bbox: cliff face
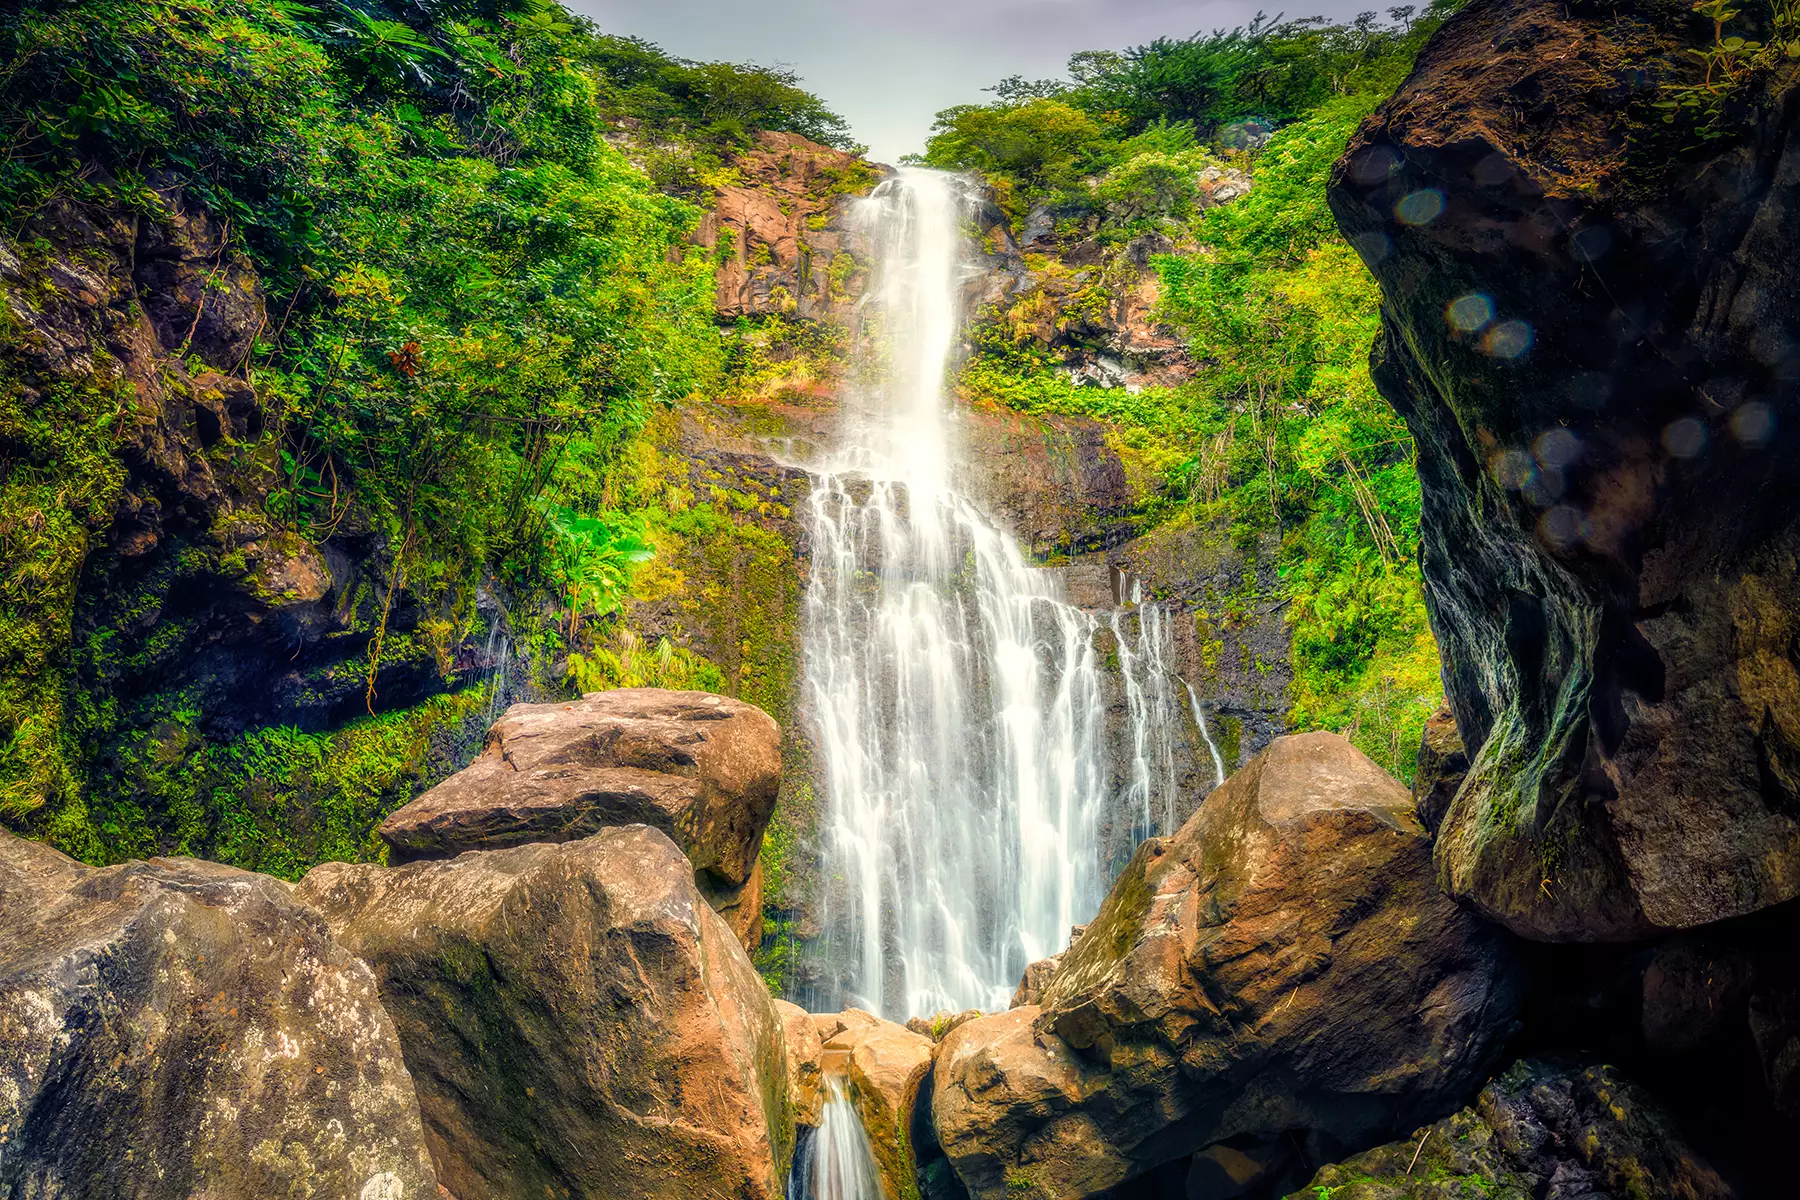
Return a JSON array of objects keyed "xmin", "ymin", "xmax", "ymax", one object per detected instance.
[
  {"xmin": 1329, "ymin": 0, "xmax": 1800, "ymax": 939},
  {"xmin": 2, "ymin": 180, "xmax": 477, "ymax": 863}
]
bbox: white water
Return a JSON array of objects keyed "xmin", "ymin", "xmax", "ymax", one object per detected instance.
[
  {"xmin": 1185, "ymin": 679, "xmax": 1229, "ymax": 792},
  {"xmin": 800, "ymin": 169, "xmax": 1187, "ymax": 1018},
  {"xmin": 788, "ymin": 1077, "xmax": 887, "ymax": 1200}
]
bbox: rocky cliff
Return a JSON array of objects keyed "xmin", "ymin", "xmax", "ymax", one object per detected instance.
[
  {"xmin": 1330, "ymin": 0, "xmax": 1800, "ymax": 942},
  {"xmin": 1, "ymin": 179, "xmax": 487, "ymax": 869}
]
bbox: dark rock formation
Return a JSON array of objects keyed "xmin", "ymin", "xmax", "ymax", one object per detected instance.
[
  {"xmin": 1412, "ymin": 705, "xmax": 1468, "ymax": 836},
  {"xmin": 1288, "ymin": 1060, "xmax": 1734, "ymax": 1200},
  {"xmin": 0, "ymin": 831, "xmax": 436, "ymax": 1198},
  {"xmin": 296, "ymin": 824, "xmax": 793, "ymax": 1200},
  {"xmin": 1329, "ymin": 0, "xmax": 1800, "ymax": 940},
  {"xmin": 378, "ymin": 689, "xmax": 781, "ymax": 891},
  {"xmin": 931, "ymin": 733, "xmax": 1519, "ymax": 1198}
]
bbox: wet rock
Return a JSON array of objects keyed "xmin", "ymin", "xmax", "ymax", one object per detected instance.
[
  {"xmin": 776, "ymin": 999, "xmax": 826, "ymax": 1128},
  {"xmin": 1411, "ymin": 705, "xmax": 1468, "ymax": 836},
  {"xmin": 378, "ymin": 688, "xmax": 781, "ymax": 891},
  {"xmin": 0, "ymin": 831, "xmax": 436, "ymax": 1199},
  {"xmin": 1329, "ymin": 0, "xmax": 1800, "ymax": 940},
  {"xmin": 296, "ymin": 825, "xmax": 793, "ymax": 1200},
  {"xmin": 1287, "ymin": 1060, "xmax": 1735, "ymax": 1200},
  {"xmin": 1010, "ymin": 956, "xmax": 1062, "ymax": 1008},
  {"xmin": 933, "ymin": 733, "xmax": 1519, "ymax": 1199},
  {"xmin": 814, "ymin": 1012, "xmax": 935, "ymax": 1200},
  {"xmin": 958, "ymin": 404, "xmax": 1138, "ymax": 558}
]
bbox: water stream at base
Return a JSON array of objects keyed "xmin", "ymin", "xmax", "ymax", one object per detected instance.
[
  {"xmin": 787, "ymin": 1077, "xmax": 887, "ymax": 1200},
  {"xmin": 798, "ymin": 168, "xmax": 1190, "ymax": 1019}
]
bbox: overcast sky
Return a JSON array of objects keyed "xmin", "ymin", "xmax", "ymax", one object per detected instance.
[{"xmin": 568, "ymin": 0, "xmax": 1378, "ymax": 163}]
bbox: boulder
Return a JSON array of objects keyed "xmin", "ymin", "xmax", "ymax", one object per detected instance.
[
  {"xmin": 1329, "ymin": 0, "xmax": 1800, "ymax": 939},
  {"xmin": 1288, "ymin": 1060, "xmax": 1734, "ymax": 1200},
  {"xmin": 1411, "ymin": 705, "xmax": 1468, "ymax": 836},
  {"xmin": 0, "ymin": 832, "xmax": 436, "ymax": 1199},
  {"xmin": 378, "ymin": 688, "xmax": 780, "ymax": 892},
  {"xmin": 932, "ymin": 733, "xmax": 1519, "ymax": 1199},
  {"xmin": 296, "ymin": 824, "xmax": 792, "ymax": 1200},
  {"xmin": 817, "ymin": 1012, "xmax": 935, "ymax": 1200},
  {"xmin": 776, "ymin": 998, "xmax": 826, "ymax": 1128}
]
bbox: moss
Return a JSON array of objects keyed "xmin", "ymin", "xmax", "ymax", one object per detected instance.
[
  {"xmin": 44, "ymin": 686, "xmax": 488, "ymax": 876},
  {"xmin": 0, "ymin": 289, "xmax": 131, "ymax": 821}
]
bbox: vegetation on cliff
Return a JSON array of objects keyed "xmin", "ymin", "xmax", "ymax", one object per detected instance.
[
  {"xmin": 934, "ymin": 8, "xmax": 1462, "ymax": 775},
  {"xmin": 0, "ymin": 0, "xmax": 843, "ymax": 868}
]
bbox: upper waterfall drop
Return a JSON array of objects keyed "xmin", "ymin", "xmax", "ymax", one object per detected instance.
[{"xmin": 799, "ymin": 168, "xmax": 1184, "ymax": 1019}]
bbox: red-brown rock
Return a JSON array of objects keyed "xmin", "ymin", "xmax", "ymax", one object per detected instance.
[
  {"xmin": 378, "ymin": 688, "xmax": 780, "ymax": 893},
  {"xmin": 932, "ymin": 733, "xmax": 1518, "ymax": 1199}
]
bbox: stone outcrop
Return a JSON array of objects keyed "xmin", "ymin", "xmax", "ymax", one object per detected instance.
[
  {"xmin": 958, "ymin": 405, "xmax": 1139, "ymax": 559},
  {"xmin": 1329, "ymin": 0, "xmax": 1800, "ymax": 940},
  {"xmin": 776, "ymin": 999, "xmax": 826, "ymax": 1128},
  {"xmin": 696, "ymin": 131, "xmax": 879, "ymax": 322},
  {"xmin": 829, "ymin": 1016, "xmax": 935, "ymax": 1200},
  {"xmin": 1, "ymin": 179, "xmax": 465, "ymax": 755},
  {"xmin": 0, "ymin": 831, "xmax": 437, "ymax": 1199},
  {"xmin": 378, "ymin": 689, "xmax": 780, "ymax": 889},
  {"xmin": 296, "ymin": 825, "xmax": 792, "ymax": 1200},
  {"xmin": 932, "ymin": 733, "xmax": 1519, "ymax": 1198},
  {"xmin": 789, "ymin": 1009, "xmax": 936, "ymax": 1200},
  {"xmin": 1289, "ymin": 1060, "xmax": 1734, "ymax": 1200},
  {"xmin": 1411, "ymin": 705, "xmax": 1468, "ymax": 836}
]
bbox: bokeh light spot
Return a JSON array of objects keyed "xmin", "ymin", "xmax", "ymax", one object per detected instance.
[
  {"xmin": 1483, "ymin": 320, "xmax": 1533, "ymax": 359},
  {"xmin": 1663, "ymin": 417, "xmax": 1708, "ymax": 458},
  {"xmin": 1539, "ymin": 506, "xmax": 1587, "ymax": 550},
  {"xmin": 1395, "ymin": 189, "xmax": 1445, "ymax": 225},
  {"xmin": 1492, "ymin": 449, "xmax": 1535, "ymax": 489},
  {"xmin": 1447, "ymin": 293, "xmax": 1494, "ymax": 333},
  {"xmin": 1534, "ymin": 428, "xmax": 1583, "ymax": 470},
  {"xmin": 1351, "ymin": 231, "xmax": 1391, "ymax": 264},
  {"xmin": 1732, "ymin": 402, "xmax": 1775, "ymax": 447}
]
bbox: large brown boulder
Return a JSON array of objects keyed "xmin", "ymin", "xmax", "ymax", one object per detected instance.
[
  {"xmin": 0, "ymin": 832, "xmax": 436, "ymax": 1199},
  {"xmin": 296, "ymin": 824, "xmax": 792, "ymax": 1200},
  {"xmin": 932, "ymin": 733, "xmax": 1518, "ymax": 1199},
  {"xmin": 1329, "ymin": 0, "xmax": 1800, "ymax": 940},
  {"xmin": 1288, "ymin": 1060, "xmax": 1734, "ymax": 1200},
  {"xmin": 378, "ymin": 689, "xmax": 780, "ymax": 892}
]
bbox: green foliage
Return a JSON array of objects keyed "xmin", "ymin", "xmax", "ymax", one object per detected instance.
[
  {"xmin": 76, "ymin": 689, "xmax": 490, "ymax": 878},
  {"xmin": 564, "ymin": 628, "xmax": 725, "ymax": 694},
  {"xmin": 539, "ymin": 502, "xmax": 654, "ymax": 639},
  {"xmin": 579, "ymin": 33, "xmax": 857, "ymax": 151},
  {"xmin": 921, "ymin": 98, "xmax": 1105, "ymax": 194},
  {"xmin": 959, "ymin": 42, "xmax": 1445, "ymax": 778},
  {"xmin": 1652, "ymin": 0, "xmax": 1800, "ymax": 141},
  {"xmin": 0, "ymin": 351, "xmax": 131, "ymax": 819},
  {"xmin": 922, "ymin": 3, "xmax": 1467, "ymax": 227},
  {"xmin": 0, "ymin": 0, "xmax": 852, "ymax": 868}
]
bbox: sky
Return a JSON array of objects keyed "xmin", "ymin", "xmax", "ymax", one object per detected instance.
[{"xmin": 568, "ymin": 0, "xmax": 1376, "ymax": 163}]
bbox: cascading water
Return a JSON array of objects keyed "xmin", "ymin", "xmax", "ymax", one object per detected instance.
[
  {"xmin": 787, "ymin": 1077, "xmax": 886, "ymax": 1200},
  {"xmin": 799, "ymin": 168, "xmax": 1187, "ymax": 1019}
]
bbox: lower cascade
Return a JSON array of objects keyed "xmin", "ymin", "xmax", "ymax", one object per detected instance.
[
  {"xmin": 800, "ymin": 169, "xmax": 1185, "ymax": 1018},
  {"xmin": 788, "ymin": 1075, "xmax": 887, "ymax": 1200}
]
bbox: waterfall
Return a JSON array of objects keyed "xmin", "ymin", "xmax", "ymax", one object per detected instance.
[
  {"xmin": 1184, "ymin": 679, "xmax": 1229, "ymax": 791},
  {"xmin": 788, "ymin": 1077, "xmax": 886, "ymax": 1200},
  {"xmin": 800, "ymin": 168, "xmax": 1182, "ymax": 1019},
  {"xmin": 1111, "ymin": 584, "xmax": 1185, "ymax": 840}
]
